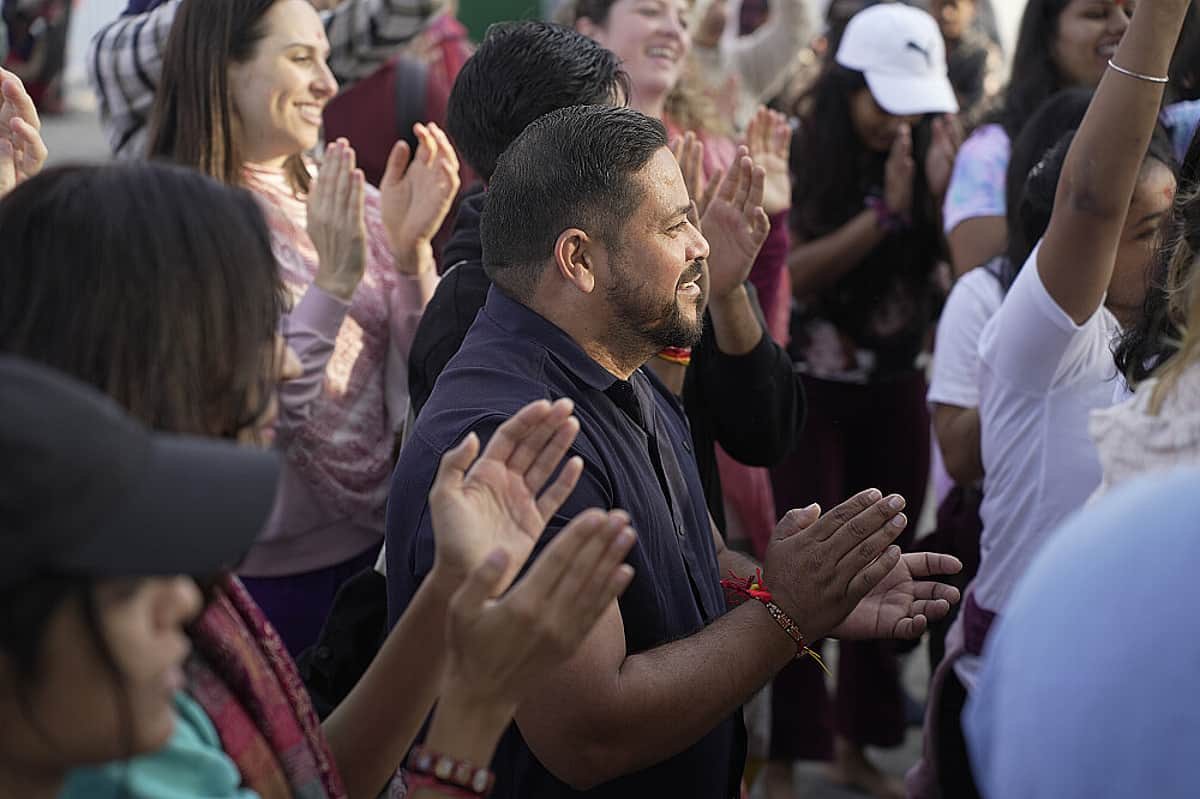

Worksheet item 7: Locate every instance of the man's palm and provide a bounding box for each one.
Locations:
[831,552,962,640]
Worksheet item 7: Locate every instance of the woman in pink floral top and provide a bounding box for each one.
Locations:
[146,0,460,654]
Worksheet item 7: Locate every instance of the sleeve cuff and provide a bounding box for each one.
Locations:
[289,283,352,338]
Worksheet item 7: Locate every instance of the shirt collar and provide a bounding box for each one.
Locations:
[483,286,624,393]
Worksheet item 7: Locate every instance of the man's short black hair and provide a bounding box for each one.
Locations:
[446,20,628,181]
[481,105,668,302]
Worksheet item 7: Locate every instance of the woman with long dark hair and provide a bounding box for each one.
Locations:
[944,0,1131,275]
[146,0,461,656]
[766,5,960,797]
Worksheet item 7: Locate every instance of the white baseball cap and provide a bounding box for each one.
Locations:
[835,4,959,117]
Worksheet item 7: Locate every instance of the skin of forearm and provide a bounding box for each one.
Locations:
[707,284,765,356]
[520,600,797,789]
[788,209,886,298]
[321,567,455,799]
[932,404,983,485]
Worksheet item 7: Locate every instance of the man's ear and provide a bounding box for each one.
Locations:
[554,228,598,294]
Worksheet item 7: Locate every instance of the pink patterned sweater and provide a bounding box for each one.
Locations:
[240,162,436,577]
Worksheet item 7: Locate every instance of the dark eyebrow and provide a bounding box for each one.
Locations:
[286,41,331,57]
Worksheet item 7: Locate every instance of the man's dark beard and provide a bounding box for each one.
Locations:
[606,256,706,353]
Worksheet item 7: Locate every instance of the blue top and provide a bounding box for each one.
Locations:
[965,465,1200,798]
[63,692,256,799]
[385,287,742,799]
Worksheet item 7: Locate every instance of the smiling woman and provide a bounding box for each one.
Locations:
[146,0,462,656]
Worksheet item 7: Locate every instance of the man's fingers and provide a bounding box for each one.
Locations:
[546,512,634,607]
[475,399,553,466]
[911,598,952,622]
[746,164,766,214]
[845,544,903,603]
[909,578,962,605]
[731,156,754,209]
[1,70,40,130]
[834,507,907,570]
[535,455,584,520]
[11,117,46,176]
[892,614,927,640]
[811,488,889,542]
[774,503,821,541]
[903,551,963,579]
[521,508,614,599]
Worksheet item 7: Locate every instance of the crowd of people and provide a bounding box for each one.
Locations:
[3,0,1200,797]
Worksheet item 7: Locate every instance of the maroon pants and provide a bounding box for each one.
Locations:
[767,371,930,760]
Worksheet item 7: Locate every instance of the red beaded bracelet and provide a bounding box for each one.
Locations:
[406,745,495,798]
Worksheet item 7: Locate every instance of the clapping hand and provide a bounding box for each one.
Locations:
[924,114,963,200]
[0,69,47,198]
[763,489,961,643]
[744,106,791,216]
[440,509,636,715]
[700,147,771,303]
[671,131,722,218]
[428,398,584,593]
[380,122,461,275]
[308,139,367,302]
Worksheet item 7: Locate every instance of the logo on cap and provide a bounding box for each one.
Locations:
[905,40,933,67]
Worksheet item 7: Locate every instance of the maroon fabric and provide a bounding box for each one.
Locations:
[767,372,929,759]
[961,591,996,658]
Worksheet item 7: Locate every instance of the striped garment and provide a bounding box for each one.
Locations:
[85,0,444,158]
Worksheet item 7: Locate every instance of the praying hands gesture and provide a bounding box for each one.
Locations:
[744,106,791,216]
[380,121,461,276]
[924,114,964,201]
[429,398,584,592]
[0,69,48,198]
[308,139,367,302]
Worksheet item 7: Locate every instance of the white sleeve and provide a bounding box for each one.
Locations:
[928,269,1003,408]
[979,241,1109,394]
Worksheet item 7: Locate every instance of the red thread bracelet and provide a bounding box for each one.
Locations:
[720,569,831,674]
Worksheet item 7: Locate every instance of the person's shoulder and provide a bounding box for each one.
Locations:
[960,123,1010,158]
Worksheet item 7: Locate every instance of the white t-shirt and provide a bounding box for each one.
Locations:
[954,241,1127,690]
[928,265,1006,409]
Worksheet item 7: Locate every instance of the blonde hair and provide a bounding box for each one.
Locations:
[1149,184,1200,414]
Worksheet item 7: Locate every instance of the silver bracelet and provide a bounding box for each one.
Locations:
[1107,58,1169,84]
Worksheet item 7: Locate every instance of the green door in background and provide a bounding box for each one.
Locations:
[457,0,552,42]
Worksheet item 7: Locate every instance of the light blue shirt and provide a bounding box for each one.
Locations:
[62,691,258,799]
[965,465,1200,797]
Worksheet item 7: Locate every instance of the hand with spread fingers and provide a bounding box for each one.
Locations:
[307,138,368,302]
[0,69,48,198]
[700,147,771,303]
[744,106,792,216]
[762,489,962,644]
[380,121,462,275]
[428,398,585,593]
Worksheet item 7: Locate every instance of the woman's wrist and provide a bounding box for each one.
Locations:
[426,680,517,766]
[393,239,436,277]
[313,271,358,302]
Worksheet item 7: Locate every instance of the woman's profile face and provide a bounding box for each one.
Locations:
[0,577,202,771]
[228,0,339,166]
[1052,0,1131,88]
[1108,159,1177,323]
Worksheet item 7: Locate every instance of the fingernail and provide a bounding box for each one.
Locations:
[617,528,636,546]
[866,489,882,502]
[891,514,907,528]
[888,495,904,510]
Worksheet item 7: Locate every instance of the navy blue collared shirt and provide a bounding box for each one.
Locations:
[386,287,743,799]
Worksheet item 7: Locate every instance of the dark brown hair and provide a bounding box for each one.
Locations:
[147,0,310,193]
[0,163,285,438]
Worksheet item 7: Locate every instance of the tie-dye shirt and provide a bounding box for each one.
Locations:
[942,123,1011,235]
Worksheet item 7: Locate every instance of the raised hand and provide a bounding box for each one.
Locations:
[884,123,915,217]
[0,69,47,197]
[701,148,771,302]
[671,131,722,218]
[924,114,963,200]
[380,122,461,275]
[830,551,962,640]
[744,106,792,216]
[762,489,918,643]
[429,398,584,593]
[439,509,637,716]
[308,139,367,301]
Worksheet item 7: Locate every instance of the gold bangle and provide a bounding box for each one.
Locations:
[1107,58,1169,84]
